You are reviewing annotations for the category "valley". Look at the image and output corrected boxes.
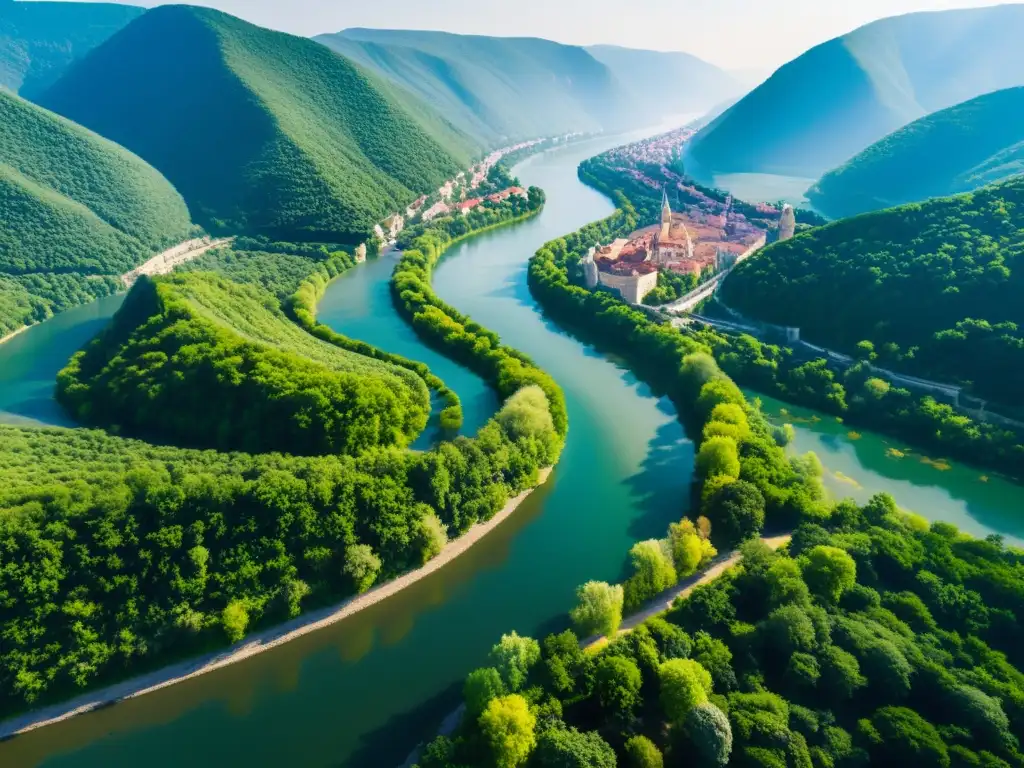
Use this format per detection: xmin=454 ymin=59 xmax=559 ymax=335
xmin=3 ymin=2 xmax=1024 ymax=767
xmin=2 ymin=128 xmax=1023 ymax=768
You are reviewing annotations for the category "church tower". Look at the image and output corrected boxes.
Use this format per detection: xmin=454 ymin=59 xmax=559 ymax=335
xmin=661 ymin=186 xmax=672 ymax=226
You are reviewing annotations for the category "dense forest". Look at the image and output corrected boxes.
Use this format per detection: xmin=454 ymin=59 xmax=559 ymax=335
xmin=721 ymin=177 xmax=1024 ymax=409
xmin=56 ymin=271 xmax=432 ymax=456
xmin=421 ymin=508 xmax=1024 ymax=768
xmin=0 ymin=89 xmax=192 ymax=337
xmin=37 ymin=5 xmax=476 ymax=243
xmin=178 ymin=237 xmax=467 ymax=427
xmin=809 ymin=87 xmax=1024 ymax=219
xmin=414 ymin=190 xmax=1024 ymax=768
xmin=689 ymin=321 xmax=1024 ymax=478
xmin=392 ymin=186 xmax=566 ymax=436
xmin=1 ymin=194 xmax=566 ymax=714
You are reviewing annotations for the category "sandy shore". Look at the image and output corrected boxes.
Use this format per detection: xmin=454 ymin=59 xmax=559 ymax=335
xmin=0 ymin=468 xmax=552 ymax=740
xmin=0 ymin=324 xmax=30 ymax=347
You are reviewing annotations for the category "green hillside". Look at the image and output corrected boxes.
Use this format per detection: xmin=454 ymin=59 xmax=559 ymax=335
xmin=720 ymin=177 xmax=1024 ymax=407
xmin=0 ymin=0 xmax=142 ymax=98
xmin=808 ymin=87 xmax=1024 ymax=218
xmin=0 ymin=88 xmax=191 ymax=336
xmin=685 ymin=5 xmax=1024 ymax=181
xmin=39 ymin=6 xmax=475 ymax=243
xmin=58 ymin=271 xmax=430 ymax=455
xmin=315 ymin=28 xmax=643 ymax=146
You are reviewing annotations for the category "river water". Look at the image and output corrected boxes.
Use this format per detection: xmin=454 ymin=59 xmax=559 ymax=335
xmin=3 ymin=131 xmax=1024 ymax=767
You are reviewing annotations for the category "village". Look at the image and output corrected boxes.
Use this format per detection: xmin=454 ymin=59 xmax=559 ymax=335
xmin=582 ymin=127 xmax=797 ymax=305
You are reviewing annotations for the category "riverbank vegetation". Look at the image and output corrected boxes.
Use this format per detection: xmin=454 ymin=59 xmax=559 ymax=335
xmin=721 ymin=176 xmax=1024 ymax=410
xmin=420 ymin=503 xmax=1024 ymax=768
xmin=0 ymin=89 xmax=193 ymax=337
xmin=177 ymin=237 xmax=466 ymax=428
xmin=1 ymin=189 xmax=567 ymax=717
xmin=391 ymin=186 xmax=567 ymax=438
xmin=56 ymin=272 xmax=431 ymax=456
xmin=0 ymin=378 xmax=558 ymax=714
xmin=415 ymin=192 xmax=1024 ymax=768
xmin=689 ymin=321 xmax=1024 ymax=478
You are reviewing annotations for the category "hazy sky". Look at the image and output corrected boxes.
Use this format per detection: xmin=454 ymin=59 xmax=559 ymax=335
xmin=52 ymin=0 xmax=1009 ymax=70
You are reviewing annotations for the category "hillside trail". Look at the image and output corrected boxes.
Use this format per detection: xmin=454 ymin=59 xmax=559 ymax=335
xmin=582 ymin=532 xmax=792 ymax=650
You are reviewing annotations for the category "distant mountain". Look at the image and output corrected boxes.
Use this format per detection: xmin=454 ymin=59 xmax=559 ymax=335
xmin=0 ymin=88 xmax=191 ymax=336
xmin=316 ymin=30 xmax=736 ymax=147
xmin=0 ymin=0 xmax=142 ymax=98
xmin=808 ymin=87 xmax=1024 ymax=218
xmin=39 ymin=6 xmax=475 ymax=243
xmin=721 ymin=176 xmax=1024 ymax=407
xmin=685 ymin=5 xmax=1024 ymax=181
xmin=316 ymin=29 xmax=633 ymax=146
xmin=585 ymin=44 xmax=742 ymax=117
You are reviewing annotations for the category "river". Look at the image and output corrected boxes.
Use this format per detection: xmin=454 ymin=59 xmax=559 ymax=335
xmin=3 ymin=131 xmax=1024 ymax=767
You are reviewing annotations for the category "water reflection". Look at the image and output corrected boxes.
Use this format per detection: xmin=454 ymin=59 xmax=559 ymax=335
xmin=755 ymin=391 xmax=1024 ymax=545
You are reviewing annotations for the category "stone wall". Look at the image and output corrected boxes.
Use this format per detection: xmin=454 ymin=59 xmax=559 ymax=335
xmin=598 ymin=269 xmax=658 ymax=304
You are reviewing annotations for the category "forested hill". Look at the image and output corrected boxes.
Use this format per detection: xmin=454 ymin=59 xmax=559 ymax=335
xmin=315 ymin=30 xmax=738 ymax=147
xmin=57 ymin=271 xmax=431 ymax=456
xmin=684 ymin=4 xmax=1024 ymax=181
xmin=0 ymin=0 xmax=142 ymax=98
xmin=38 ymin=5 xmax=476 ymax=243
xmin=720 ymin=177 xmax=1024 ymax=408
xmin=808 ymin=87 xmax=1024 ymax=219
xmin=0 ymin=89 xmax=191 ymax=337
xmin=315 ymin=29 xmax=632 ymax=147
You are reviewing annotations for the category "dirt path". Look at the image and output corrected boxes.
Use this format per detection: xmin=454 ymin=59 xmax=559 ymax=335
xmin=0 ymin=468 xmax=552 ymax=740
xmin=582 ymin=533 xmax=791 ymax=649
xmin=402 ymin=532 xmax=791 ymax=767
xmin=121 ymin=236 xmax=233 ymax=287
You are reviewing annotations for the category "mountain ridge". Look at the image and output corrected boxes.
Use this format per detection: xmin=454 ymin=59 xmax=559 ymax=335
xmin=317 ymin=28 xmax=739 ymax=147
xmin=0 ymin=0 xmax=143 ymax=98
xmin=39 ymin=5 xmax=474 ymax=243
xmin=0 ymin=87 xmax=192 ymax=336
xmin=685 ymin=4 xmax=1024 ymax=182
xmin=808 ymin=86 xmax=1024 ymax=218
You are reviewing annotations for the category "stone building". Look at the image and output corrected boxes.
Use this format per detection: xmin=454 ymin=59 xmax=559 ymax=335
xmin=652 ymin=187 xmax=695 ymax=264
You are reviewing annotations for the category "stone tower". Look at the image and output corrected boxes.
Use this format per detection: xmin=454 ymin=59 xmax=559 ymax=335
xmin=661 ymin=186 xmax=672 ymax=227
xmin=778 ymin=204 xmax=796 ymax=241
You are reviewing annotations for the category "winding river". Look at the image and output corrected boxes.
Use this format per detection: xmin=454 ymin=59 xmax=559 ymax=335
xmin=2 ymin=130 xmax=1024 ymax=767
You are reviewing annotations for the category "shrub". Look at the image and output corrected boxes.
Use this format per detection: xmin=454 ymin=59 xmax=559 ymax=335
xmin=570 ymin=581 xmax=624 ymax=638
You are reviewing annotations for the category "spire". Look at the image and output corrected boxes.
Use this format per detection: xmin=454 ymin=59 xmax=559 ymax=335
xmin=661 ymin=185 xmax=672 ymax=226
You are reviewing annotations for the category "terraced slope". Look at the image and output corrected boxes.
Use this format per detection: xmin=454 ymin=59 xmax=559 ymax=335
xmin=57 ymin=272 xmax=430 ymax=456
xmin=808 ymin=87 xmax=1024 ymax=218
xmin=0 ymin=89 xmax=191 ymax=336
xmin=39 ymin=6 xmax=475 ymax=243
xmin=316 ymin=28 xmax=640 ymax=146
xmin=0 ymin=0 xmax=142 ymax=98
xmin=720 ymin=176 xmax=1024 ymax=407
xmin=685 ymin=5 xmax=1024 ymax=180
